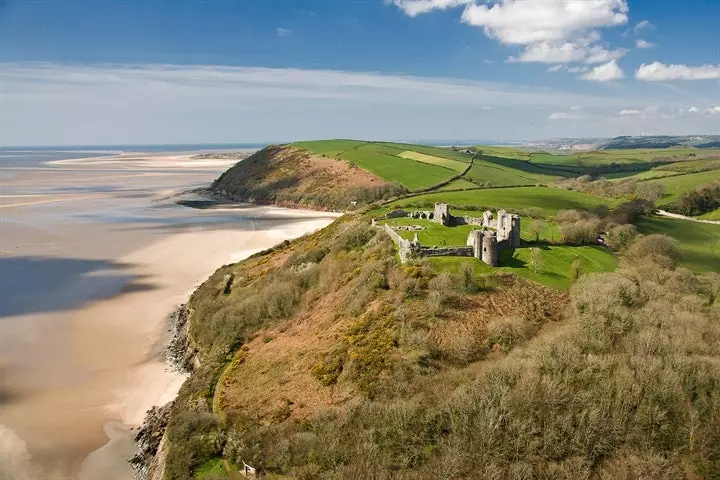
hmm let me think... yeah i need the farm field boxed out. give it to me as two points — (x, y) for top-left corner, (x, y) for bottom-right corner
(389, 186), (617, 217)
(475, 145), (532, 160)
(436, 178), (479, 190)
(340, 147), (454, 190)
(374, 142), (474, 163)
(527, 148), (719, 167)
(291, 139), (366, 157)
(398, 151), (468, 172)
(644, 170), (720, 205)
(636, 216), (720, 273)
(292, 140), (572, 191)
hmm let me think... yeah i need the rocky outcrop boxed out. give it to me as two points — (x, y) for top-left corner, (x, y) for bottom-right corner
(129, 404), (172, 480)
(166, 304), (198, 372)
(131, 305), (199, 479)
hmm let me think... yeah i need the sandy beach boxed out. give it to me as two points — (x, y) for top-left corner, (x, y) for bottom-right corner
(0, 151), (339, 479)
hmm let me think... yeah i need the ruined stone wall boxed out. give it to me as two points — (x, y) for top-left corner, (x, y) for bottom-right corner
(417, 246), (474, 258)
(454, 216), (484, 226)
(382, 224), (413, 263)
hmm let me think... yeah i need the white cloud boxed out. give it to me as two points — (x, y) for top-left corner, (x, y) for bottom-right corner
(619, 109), (641, 115)
(389, 0), (470, 17)
(581, 60), (624, 81)
(510, 40), (625, 64)
(461, 0), (628, 45)
(708, 106), (720, 115)
(567, 66), (590, 73)
(635, 39), (654, 49)
(548, 111), (573, 120)
(276, 28), (293, 37)
(634, 20), (652, 32)
(688, 106), (700, 113)
(546, 64), (565, 72)
(636, 62), (720, 81)
(3, 62), (717, 145)
(569, 105), (583, 110)
(392, 0), (630, 67)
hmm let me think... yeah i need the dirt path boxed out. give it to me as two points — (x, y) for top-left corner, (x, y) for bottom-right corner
(656, 210), (720, 225)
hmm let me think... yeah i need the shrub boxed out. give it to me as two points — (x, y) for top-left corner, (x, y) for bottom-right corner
(605, 223), (638, 251)
(487, 316), (537, 351)
(625, 234), (680, 266)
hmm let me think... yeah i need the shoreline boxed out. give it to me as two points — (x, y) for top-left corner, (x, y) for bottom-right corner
(0, 148), (340, 480)
(75, 210), (341, 480)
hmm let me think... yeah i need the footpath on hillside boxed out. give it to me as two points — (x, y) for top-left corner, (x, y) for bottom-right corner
(656, 209), (720, 225)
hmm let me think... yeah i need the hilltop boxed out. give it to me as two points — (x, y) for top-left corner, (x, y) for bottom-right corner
(154, 213), (719, 480)
(141, 138), (720, 480)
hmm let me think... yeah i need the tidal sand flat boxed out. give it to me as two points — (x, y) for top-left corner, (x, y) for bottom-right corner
(0, 150), (339, 479)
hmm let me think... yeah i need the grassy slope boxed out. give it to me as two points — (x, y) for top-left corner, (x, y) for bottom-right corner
(398, 151), (468, 172)
(529, 148), (720, 166)
(388, 186), (617, 216)
(635, 216), (720, 272)
(644, 170), (720, 205)
(381, 216), (616, 289)
(292, 140), (460, 191)
(699, 208), (720, 220)
(210, 145), (404, 210)
(430, 245), (617, 289)
(292, 140), (567, 191)
(164, 216), (720, 480)
(341, 147), (454, 190)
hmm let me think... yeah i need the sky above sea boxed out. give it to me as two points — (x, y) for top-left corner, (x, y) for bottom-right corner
(0, 0), (718, 146)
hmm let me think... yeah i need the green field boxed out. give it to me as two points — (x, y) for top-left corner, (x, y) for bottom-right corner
(436, 178), (479, 191)
(291, 139), (367, 157)
(636, 216), (720, 273)
(699, 208), (720, 221)
(644, 170), (720, 205)
(292, 140), (572, 191)
(527, 148), (719, 167)
(475, 145), (532, 160)
(341, 147), (455, 190)
(398, 151), (468, 172)
(428, 245), (617, 290)
(389, 186), (616, 217)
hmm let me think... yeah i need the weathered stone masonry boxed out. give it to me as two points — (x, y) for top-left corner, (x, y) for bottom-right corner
(376, 203), (521, 267)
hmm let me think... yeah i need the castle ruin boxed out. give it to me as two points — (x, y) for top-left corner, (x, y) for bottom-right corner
(376, 203), (521, 267)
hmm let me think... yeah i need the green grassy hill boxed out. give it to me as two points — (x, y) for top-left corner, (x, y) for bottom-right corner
(636, 216), (720, 272)
(292, 140), (565, 191)
(160, 216), (720, 480)
(386, 186), (618, 216)
(644, 170), (720, 206)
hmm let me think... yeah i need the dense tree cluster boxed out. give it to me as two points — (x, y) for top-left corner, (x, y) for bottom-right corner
(673, 182), (720, 216)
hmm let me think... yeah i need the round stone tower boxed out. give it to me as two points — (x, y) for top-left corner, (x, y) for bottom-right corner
(467, 230), (484, 259)
(510, 215), (521, 248)
(481, 232), (498, 266)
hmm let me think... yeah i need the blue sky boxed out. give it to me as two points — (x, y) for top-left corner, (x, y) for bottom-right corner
(1, 0), (718, 145)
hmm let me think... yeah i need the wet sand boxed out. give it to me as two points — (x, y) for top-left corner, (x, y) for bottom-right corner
(0, 152), (339, 479)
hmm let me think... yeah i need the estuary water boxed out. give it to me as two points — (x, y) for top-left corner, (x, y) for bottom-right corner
(0, 146), (337, 479)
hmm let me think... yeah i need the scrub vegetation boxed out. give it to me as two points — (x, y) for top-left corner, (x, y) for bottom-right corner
(161, 140), (720, 480)
(162, 214), (720, 480)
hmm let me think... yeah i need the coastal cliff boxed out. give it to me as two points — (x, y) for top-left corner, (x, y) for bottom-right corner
(145, 211), (720, 479)
(209, 145), (405, 211)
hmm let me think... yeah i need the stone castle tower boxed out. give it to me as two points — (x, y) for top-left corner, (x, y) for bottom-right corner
(434, 203), (451, 226)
